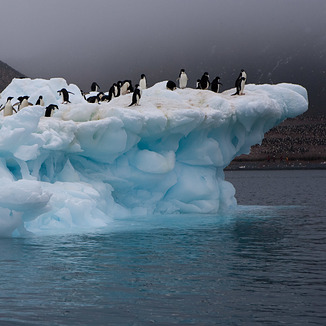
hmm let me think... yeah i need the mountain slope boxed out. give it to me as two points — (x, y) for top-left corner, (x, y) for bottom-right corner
(0, 60), (26, 92)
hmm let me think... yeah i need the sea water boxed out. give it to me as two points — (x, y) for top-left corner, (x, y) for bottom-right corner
(0, 170), (325, 325)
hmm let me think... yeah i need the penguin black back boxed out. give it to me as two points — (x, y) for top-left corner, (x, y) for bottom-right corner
(44, 104), (59, 117)
(91, 82), (100, 92)
(36, 95), (44, 105)
(200, 72), (210, 90)
(211, 77), (223, 93)
(129, 84), (141, 107)
(166, 80), (177, 91)
(232, 77), (246, 95)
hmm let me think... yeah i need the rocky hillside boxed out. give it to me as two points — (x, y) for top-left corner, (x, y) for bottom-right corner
(227, 115), (326, 170)
(0, 60), (25, 92)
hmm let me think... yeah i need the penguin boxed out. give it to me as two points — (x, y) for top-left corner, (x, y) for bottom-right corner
(116, 81), (122, 97)
(128, 84), (141, 106)
(108, 84), (116, 101)
(166, 80), (177, 91)
(232, 69), (247, 95)
(200, 72), (210, 90)
(196, 79), (201, 89)
(177, 69), (188, 89)
(98, 92), (105, 100)
(57, 88), (74, 103)
(99, 93), (111, 102)
(14, 96), (32, 110)
(108, 83), (119, 100)
(239, 69), (247, 95)
(91, 82), (100, 92)
(0, 97), (16, 116)
(86, 94), (100, 103)
(13, 96), (24, 110)
(44, 104), (59, 117)
(120, 80), (133, 95)
(139, 74), (147, 90)
(232, 76), (246, 95)
(35, 95), (45, 106)
(211, 77), (223, 93)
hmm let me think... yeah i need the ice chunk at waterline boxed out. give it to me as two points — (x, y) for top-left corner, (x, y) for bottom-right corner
(0, 78), (308, 236)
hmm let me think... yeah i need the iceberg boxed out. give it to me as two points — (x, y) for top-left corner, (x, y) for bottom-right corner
(0, 78), (308, 236)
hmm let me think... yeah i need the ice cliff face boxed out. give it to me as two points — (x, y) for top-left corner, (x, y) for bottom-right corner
(0, 78), (308, 236)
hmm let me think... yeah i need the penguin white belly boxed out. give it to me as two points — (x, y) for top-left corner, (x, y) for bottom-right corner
(179, 74), (188, 89)
(4, 104), (13, 116)
(121, 83), (129, 95)
(240, 79), (246, 94)
(139, 79), (146, 90)
(114, 86), (118, 97)
(20, 99), (29, 109)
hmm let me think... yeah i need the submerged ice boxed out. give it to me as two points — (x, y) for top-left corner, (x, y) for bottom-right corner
(0, 78), (308, 236)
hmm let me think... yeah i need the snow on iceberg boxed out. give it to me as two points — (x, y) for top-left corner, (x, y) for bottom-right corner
(0, 78), (308, 236)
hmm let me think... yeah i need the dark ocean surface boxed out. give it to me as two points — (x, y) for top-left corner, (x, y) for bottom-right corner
(0, 170), (325, 325)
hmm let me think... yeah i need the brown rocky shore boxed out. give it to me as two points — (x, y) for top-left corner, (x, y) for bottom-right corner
(225, 115), (326, 170)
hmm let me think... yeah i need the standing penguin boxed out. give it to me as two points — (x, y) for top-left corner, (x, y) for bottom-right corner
(15, 96), (32, 110)
(177, 69), (188, 89)
(108, 83), (117, 101)
(35, 95), (45, 106)
(57, 88), (74, 103)
(139, 74), (147, 90)
(239, 69), (247, 95)
(128, 84), (141, 106)
(211, 77), (223, 93)
(0, 97), (16, 116)
(109, 82), (121, 99)
(200, 72), (210, 90)
(91, 82), (100, 92)
(233, 77), (246, 95)
(196, 79), (201, 89)
(233, 69), (247, 95)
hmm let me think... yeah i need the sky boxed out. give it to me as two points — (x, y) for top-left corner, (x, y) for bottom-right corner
(1, 0), (325, 114)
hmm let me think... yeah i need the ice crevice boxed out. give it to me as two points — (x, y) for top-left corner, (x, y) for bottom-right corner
(0, 78), (308, 236)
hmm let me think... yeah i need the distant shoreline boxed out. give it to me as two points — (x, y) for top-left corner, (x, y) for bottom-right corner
(225, 160), (326, 171)
(225, 115), (326, 171)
